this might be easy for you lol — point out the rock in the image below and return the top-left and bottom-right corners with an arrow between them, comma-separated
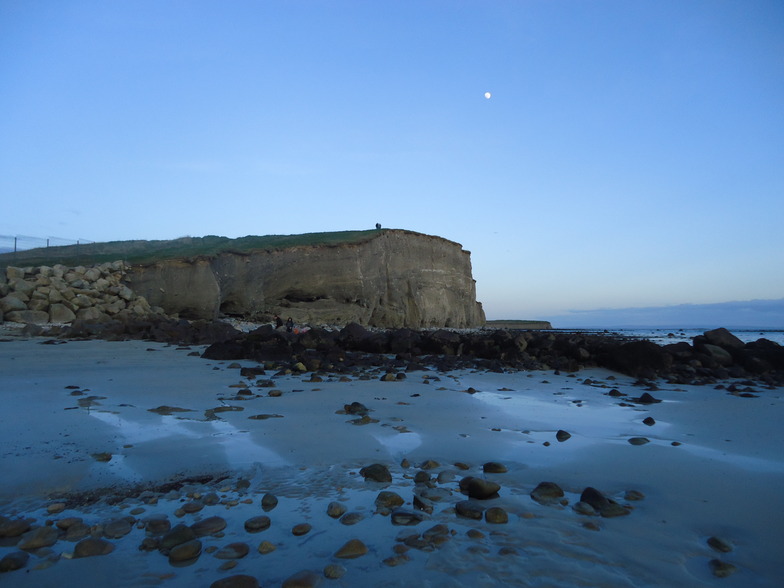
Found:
580,487 -> 629,517
628,437 -> 650,446
482,461 -> 508,473
459,477 -> 500,500
18,526 -> 59,550
0,551 -> 29,572
375,491 -> 405,511
143,515 -> 171,536
709,559 -> 737,578
257,540 -> 277,554
215,542 -> 250,559
244,516 -> 271,533
707,536 -> 733,553
292,523 -> 312,536
73,537 -> 115,558
704,328 -> 745,350
391,509 -> 424,526
0,519 -> 31,538
455,500 -> 485,520
485,507 -> 509,524
282,569 -> 323,588
343,401 -> 369,415
103,518 -> 133,539
46,503 -> 66,515
0,295 -> 28,313
191,516 -> 227,537
169,539 -> 202,563
49,303 -> 76,323
323,564 -> 347,579
5,310 -> 50,324
210,575 -> 260,588
334,538 -> 369,559
530,481 -> 564,505
160,524 -> 198,551
326,502 -> 347,518
360,463 -> 392,483
642,417 -> 656,426
555,430 -> 571,442
339,512 -> 364,526
261,493 -> 278,511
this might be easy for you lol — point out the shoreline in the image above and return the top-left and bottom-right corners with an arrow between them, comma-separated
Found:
0,337 -> 782,586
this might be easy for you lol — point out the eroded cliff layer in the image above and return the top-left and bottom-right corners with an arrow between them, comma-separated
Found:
123,230 -> 486,328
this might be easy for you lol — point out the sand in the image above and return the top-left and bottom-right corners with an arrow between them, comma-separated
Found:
0,336 -> 782,587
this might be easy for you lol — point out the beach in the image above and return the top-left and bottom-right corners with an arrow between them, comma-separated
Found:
1,336 -> 782,587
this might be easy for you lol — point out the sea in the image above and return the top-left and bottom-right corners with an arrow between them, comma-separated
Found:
554,327 -> 784,346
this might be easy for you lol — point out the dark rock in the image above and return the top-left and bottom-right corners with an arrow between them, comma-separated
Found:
191,516 -> 227,537
360,463 -> 392,483
73,537 -> 115,558
210,575 -> 260,588
169,539 -> 202,563
459,477 -> 500,500
0,551 -> 29,572
391,509 -> 424,526
555,430 -> 571,442
455,500 -> 484,520
482,461 -> 508,473
530,481 -> 564,505
244,516 -> 271,533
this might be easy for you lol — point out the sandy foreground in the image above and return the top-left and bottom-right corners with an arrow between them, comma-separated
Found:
0,336 -> 782,587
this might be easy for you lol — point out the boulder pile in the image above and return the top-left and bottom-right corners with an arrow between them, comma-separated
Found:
0,262 -> 160,325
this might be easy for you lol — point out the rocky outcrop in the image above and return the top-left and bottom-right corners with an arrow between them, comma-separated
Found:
0,261 -> 162,325
123,230 -> 485,328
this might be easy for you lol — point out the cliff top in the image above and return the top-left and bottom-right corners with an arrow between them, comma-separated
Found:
0,228 -> 463,268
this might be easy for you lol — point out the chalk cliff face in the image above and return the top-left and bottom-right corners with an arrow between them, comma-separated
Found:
123,230 -> 485,328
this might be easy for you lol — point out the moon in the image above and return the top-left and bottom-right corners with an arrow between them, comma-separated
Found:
484,92 -> 492,99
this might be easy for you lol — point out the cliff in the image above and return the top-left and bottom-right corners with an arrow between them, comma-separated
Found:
122,230 -> 486,328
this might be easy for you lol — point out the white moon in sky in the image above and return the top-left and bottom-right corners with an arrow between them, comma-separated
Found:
484,92 -> 492,99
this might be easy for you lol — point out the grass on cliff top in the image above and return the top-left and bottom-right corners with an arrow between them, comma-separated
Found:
0,230 -> 383,268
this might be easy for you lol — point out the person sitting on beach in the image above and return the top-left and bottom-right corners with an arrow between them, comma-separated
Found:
286,317 -> 294,333
273,315 -> 284,329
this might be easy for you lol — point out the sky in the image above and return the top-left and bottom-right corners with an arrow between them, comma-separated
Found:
1,0 -> 783,325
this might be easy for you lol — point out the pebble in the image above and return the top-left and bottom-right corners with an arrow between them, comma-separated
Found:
709,559 -> 737,578
340,512 -> 364,526
324,564 -> 347,579
261,493 -> 278,511
334,538 -> 369,559
168,539 -> 202,563
707,536 -> 733,553
257,540 -> 277,554
18,526 -> 59,550
210,575 -> 260,588
555,430 -> 572,442
191,516 -> 227,537
244,516 -> 271,532
628,437 -> 650,446
391,509 -> 424,526
73,537 -> 115,558
375,491 -> 405,510
530,481 -> 564,505
482,461 -> 508,473
282,569 -> 323,587
485,507 -> 509,524
103,518 -> 133,539
455,500 -> 485,520
360,463 -> 392,482
160,524 -> 197,551
0,551 -> 29,572
215,542 -> 250,559
459,477 -> 500,500
326,502 -> 347,518
292,523 -> 312,536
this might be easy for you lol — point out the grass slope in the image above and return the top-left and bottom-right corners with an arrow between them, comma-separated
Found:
0,230 -> 383,268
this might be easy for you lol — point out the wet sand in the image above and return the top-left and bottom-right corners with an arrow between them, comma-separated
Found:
1,337 -> 782,586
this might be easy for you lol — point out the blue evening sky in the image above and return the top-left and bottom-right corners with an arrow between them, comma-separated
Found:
1,1 -> 782,322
